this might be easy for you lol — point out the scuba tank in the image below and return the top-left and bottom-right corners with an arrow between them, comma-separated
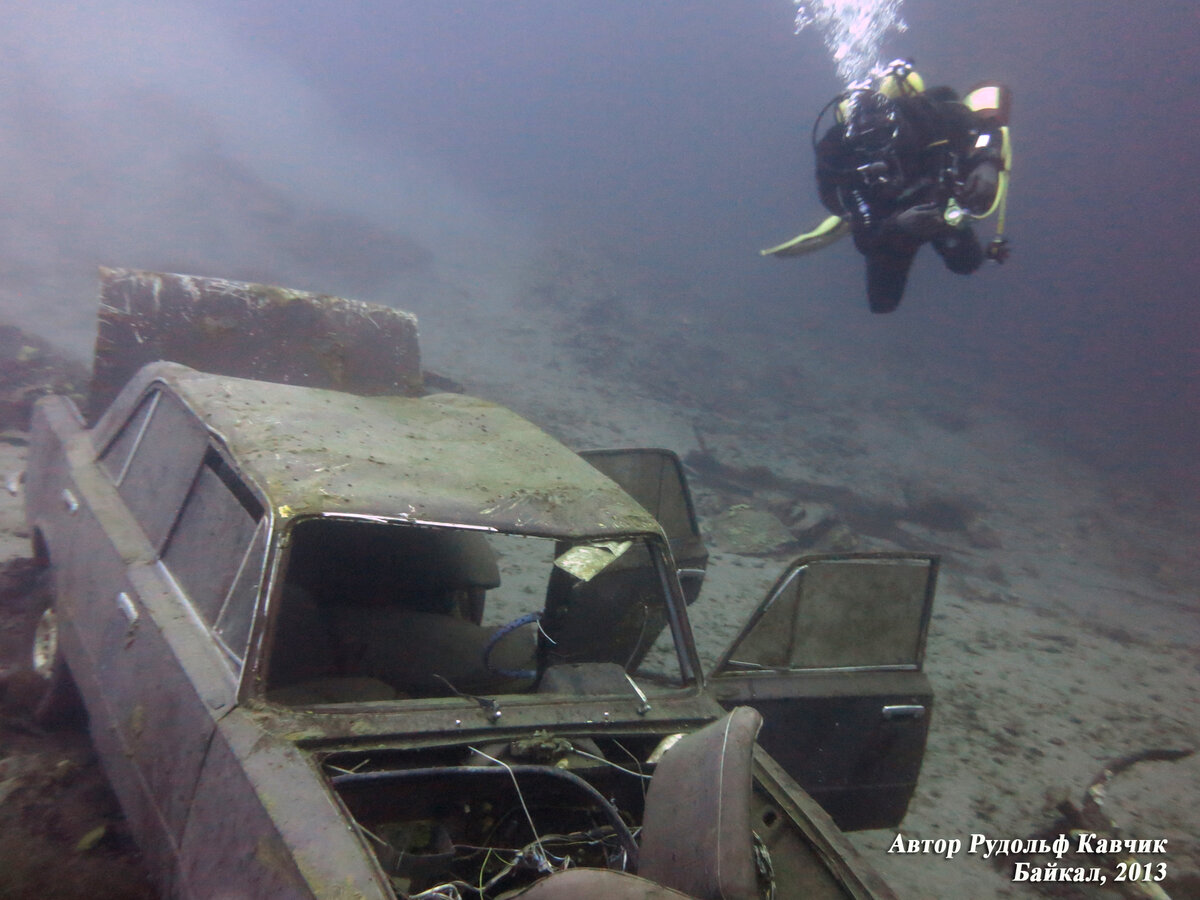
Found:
962,83 -> 1013,261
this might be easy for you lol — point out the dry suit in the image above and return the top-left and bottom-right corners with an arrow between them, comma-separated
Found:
815,86 -> 1004,312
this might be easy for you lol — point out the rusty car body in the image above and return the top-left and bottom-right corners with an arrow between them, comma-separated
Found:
24,272 -> 938,899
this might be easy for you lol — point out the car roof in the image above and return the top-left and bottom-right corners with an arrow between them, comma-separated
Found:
113,362 -> 663,539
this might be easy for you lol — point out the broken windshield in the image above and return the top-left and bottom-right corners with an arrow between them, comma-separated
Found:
263,518 -> 690,706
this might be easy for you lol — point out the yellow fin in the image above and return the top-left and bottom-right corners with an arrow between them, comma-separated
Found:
761,215 -> 850,257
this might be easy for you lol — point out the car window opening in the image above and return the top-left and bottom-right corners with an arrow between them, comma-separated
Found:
160,447 -> 265,663
264,519 -> 686,706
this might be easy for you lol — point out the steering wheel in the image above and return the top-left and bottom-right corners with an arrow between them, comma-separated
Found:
482,612 -> 541,679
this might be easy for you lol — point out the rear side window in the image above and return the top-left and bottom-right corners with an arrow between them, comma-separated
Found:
98,392 -> 155,484
101,389 -> 208,549
162,448 -> 265,661
215,522 -> 268,661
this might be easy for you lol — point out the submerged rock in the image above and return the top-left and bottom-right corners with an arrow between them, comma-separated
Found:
706,505 -> 795,555
784,499 -> 838,542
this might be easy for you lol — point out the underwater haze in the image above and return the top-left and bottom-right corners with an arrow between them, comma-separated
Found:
0,0 -> 1196,505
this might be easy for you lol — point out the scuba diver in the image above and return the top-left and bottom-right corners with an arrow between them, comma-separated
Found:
763,60 -> 1012,313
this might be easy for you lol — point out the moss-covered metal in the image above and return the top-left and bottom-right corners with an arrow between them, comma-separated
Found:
88,268 -> 422,420
134,362 -> 662,538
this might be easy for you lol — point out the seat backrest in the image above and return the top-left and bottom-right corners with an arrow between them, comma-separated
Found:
541,542 -> 667,670
638,707 -> 764,900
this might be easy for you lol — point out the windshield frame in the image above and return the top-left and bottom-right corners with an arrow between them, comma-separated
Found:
247,513 -> 701,709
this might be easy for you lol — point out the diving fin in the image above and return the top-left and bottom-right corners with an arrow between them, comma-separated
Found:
761,215 -> 850,258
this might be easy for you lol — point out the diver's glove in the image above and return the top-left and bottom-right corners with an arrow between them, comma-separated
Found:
959,161 -> 1001,214
891,203 -> 948,239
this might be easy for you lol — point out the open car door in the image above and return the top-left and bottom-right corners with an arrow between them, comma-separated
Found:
579,449 -> 707,604
708,553 -> 938,831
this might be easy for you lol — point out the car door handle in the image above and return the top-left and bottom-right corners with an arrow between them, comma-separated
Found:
62,488 -> 79,514
882,704 -> 926,721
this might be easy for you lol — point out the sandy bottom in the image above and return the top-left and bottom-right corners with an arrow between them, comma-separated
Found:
413,257 -> 1199,899
0,252 -> 1196,899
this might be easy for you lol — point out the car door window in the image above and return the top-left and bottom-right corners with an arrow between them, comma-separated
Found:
213,520 -> 267,661
161,448 -> 265,661
105,389 -> 209,549
98,391 -> 157,483
717,556 -> 934,672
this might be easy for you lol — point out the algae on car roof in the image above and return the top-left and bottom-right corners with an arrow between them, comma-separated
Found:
147,362 -> 661,538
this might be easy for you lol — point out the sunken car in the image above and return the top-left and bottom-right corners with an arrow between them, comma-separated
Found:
24,271 -> 939,899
